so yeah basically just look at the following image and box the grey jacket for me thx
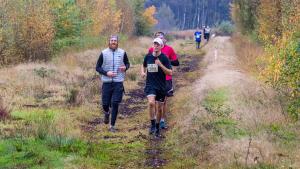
[96,48,130,83]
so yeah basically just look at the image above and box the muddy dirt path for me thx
[80,40,206,168]
[85,62,203,168]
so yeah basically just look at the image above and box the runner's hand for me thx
[107,71,117,77]
[155,59,162,67]
[141,72,146,78]
[119,65,126,72]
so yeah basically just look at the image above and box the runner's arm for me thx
[96,53,108,75]
[160,64,172,75]
[169,48,179,66]
[123,52,130,71]
[155,58,172,75]
[171,60,179,66]
[141,56,147,77]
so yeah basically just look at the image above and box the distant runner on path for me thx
[194,28,202,49]
[204,26,211,42]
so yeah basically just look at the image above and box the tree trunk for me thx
[182,7,186,30]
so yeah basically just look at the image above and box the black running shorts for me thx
[145,87,166,102]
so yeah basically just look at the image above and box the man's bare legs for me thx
[160,97,168,128]
[147,96,156,134]
[156,101,163,136]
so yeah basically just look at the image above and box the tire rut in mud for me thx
[119,81,147,118]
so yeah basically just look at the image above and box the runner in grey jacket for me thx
[96,35,130,132]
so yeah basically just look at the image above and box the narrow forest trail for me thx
[2,36,298,169]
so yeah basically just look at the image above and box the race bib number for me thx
[196,34,200,38]
[147,64,158,72]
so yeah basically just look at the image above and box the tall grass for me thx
[202,88,232,117]
[0,135,144,168]
[0,99,10,121]
[215,21,235,36]
[0,108,145,168]
[231,34,264,75]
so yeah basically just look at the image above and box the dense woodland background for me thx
[0,0,157,65]
[0,0,299,120]
[145,0,231,30]
[231,0,299,119]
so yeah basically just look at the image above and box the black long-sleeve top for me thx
[96,52,130,76]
